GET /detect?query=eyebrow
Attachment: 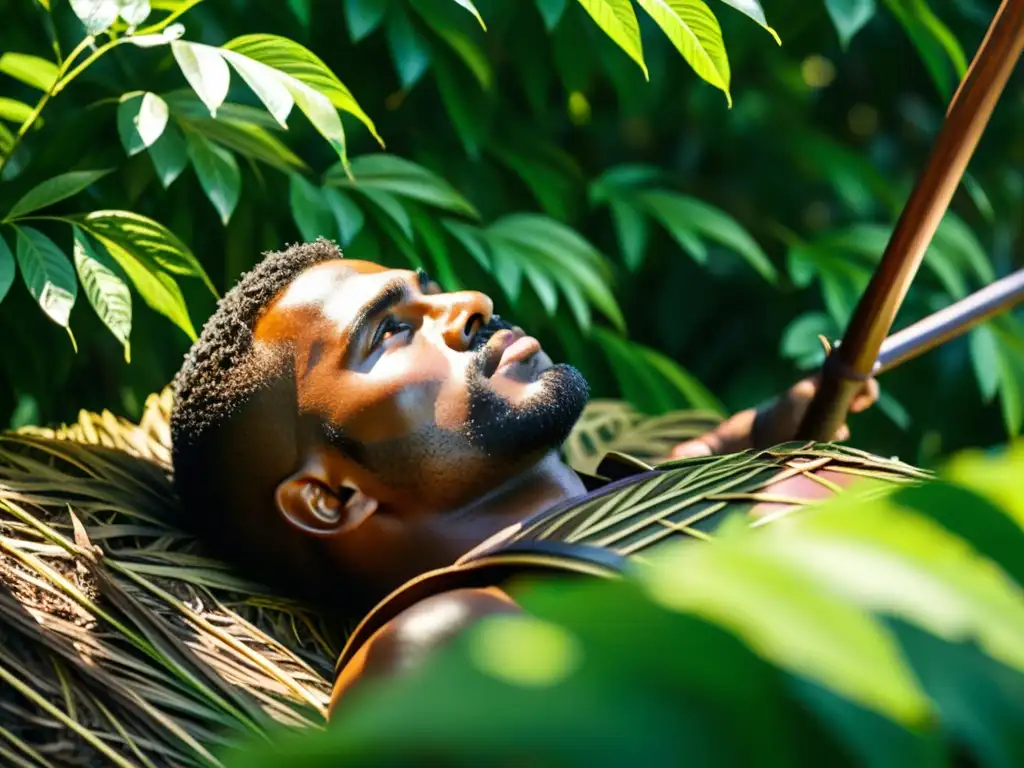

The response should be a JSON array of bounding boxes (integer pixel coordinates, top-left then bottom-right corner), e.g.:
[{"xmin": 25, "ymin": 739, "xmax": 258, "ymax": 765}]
[{"xmin": 343, "ymin": 278, "xmax": 411, "ymax": 359}]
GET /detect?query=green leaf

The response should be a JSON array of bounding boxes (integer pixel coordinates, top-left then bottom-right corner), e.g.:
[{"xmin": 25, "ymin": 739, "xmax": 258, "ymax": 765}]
[
  {"xmin": 288, "ymin": 80, "xmax": 350, "ymax": 167},
  {"xmin": 970, "ymin": 324, "xmax": 1000, "ymax": 402},
  {"xmin": 162, "ymin": 89, "xmax": 283, "ymax": 128},
  {"xmin": 326, "ymin": 154, "xmax": 479, "ymax": 218},
  {"xmin": 324, "ymin": 188, "xmax": 365, "ymax": 246},
  {"xmin": 223, "ymin": 34, "xmax": 382, "ymax": 146},
  {"xmin": 608, "ymin": 199, "xmax": 649, "ymax": 271},
  {"xmin": 185, "ymin": 132, "xmax": 241, "ymax": 225},
  {"xmin": 443, "ymin": 220, "xmax": 491, "ymax": 271},
  {"xmin": 176, "ymin": 116, "xmax": 307, "ymax": 174},
  {"xmin": 117, "ymin": 92, "xmax": 169, "ymax": 157},
  {"xmin": 69, "ymin": 0, "xmax": 119, "ymax": 34},
  {"xmin": 781, "ymin": 312, "xmax": 838, "ymax": 370},
  {"xmin": 575, "ymin": 0, "xmax": 648, "ymax": 79},
  {"xmin": 450, "ymin": 0, "xmax": 487, "ymax": 29},
  {"xmin": 635, "ymin": 0, "xmax": 730, "ymax": 106},
  {"xmin": 72, "ymin": 227, "xmax": 132, "ymax": 361},
  {"xmin": 147, "ymin": 121, "xmax": 189, "ymax": 189},
  {"xmin": 412, "ymin": 1, "xmax": 493, "ymax": 89},
  {"xmin": 14, "ymin": 226, "xmax": 77, "ymax": 328},
  {"xmin": 387, "ymin": 5, "xmax": 432, "ymax": 88},
  {"xmin": 357, "ymin": 188, "xmax": 414, "ymax": 241},
  {"xmin": 6, "ymin": 169, "xmax": 111, "ymax": 221},
  {"xmin": 640, "ymin": 191, "xmax": 776, "ymax": 283},
  {"xmin": 0, "ymin": 53, "xmax": 59, "ymax": 92},
  {"xmin": 932, "ymin": 213, "xmax": 995, "ymax": 285},
  {"xmin": 76, "ymin": 210, "xmax": 215, "ymax": 294},
  {"xmin": 715, "ymin": 0, "xmax": 780, "ymax": 44},
  {"xmin": 637, "ymin": 341, "xmax": 728, "ymax": 413},
  {"xmin": 825, "ymin": 0, "xmax": 877, "ymax": 48},
  {"xmin": 880, "ymin": 0, "xmax": 966, "ymax": 99},
  {"xmin": 219, "ymin": 52, "xmax": 294, "ymax": 128},
  {"xmin": 345, "ymin": 0, "xmax": 391, "ymax": 41},
  {"xmin": 171, "ymin": 41, "xmax": 230, "ymax": 117},
  {"xmin": 536, "ymin": 0, "xmax": 569, "ymax": 29},
  {"xmin": 288, "ymin": 175, "xmax": 336, "ymax": 243},
  {"xmin": 992, "ymin": 326, "xmax": 1024, "ymax": 436},
  {"xmin": 0, "ymin": 97, "xmax": 34, "ymax": 124},
  {"xmin": 119, "ymin": 0, "xmax": 152, "ymax": 26},
  {"xmin": 0, "ymin": 231, "xmax": 14, "ymax": 304},
  {"xmin": 522, "ymin": 261, "xmax": 559, "ymax": 315}
]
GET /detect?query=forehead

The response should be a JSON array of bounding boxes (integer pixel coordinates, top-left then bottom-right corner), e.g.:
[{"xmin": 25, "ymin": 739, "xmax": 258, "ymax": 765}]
[{"xmin": 274, "ymin": 259, "xmax": 407, "ymax": 318}]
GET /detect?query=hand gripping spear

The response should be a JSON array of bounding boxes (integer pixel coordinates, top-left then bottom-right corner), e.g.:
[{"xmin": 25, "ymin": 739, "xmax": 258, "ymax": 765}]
[{"xmin": 796, "ymin": 0, "xmax": 1024, "ymax": 442}]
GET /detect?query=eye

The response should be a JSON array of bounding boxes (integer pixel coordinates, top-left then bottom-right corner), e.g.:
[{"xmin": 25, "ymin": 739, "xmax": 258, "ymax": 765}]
[{"xmin": 372, "ymin": 315, "xmax": 412, "ymax": 350}]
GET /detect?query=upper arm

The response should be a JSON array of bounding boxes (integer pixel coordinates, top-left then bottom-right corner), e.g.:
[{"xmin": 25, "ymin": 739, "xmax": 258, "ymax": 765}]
[{"xmin": 328, "ymin": 586, "xmax": 521, "ymax": 718}]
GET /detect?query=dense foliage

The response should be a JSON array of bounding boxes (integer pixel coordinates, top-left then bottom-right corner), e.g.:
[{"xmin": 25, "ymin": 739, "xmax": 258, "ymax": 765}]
[{"xmin": 1, "ymin": 0, "xmax": 1021, "ymax": 468}]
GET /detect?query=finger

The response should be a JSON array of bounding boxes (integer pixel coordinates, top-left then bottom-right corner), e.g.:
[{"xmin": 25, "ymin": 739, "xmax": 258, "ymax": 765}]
[
  {"xmin": 833, "ymin": 424, "xmax": 851, "ymax": 442},
  {"xmin": 850, "ymin": 378, "xmax": 880, "ymax": 413},
  {"xmin": 669, "ymin": 439, "xmax": 714, "ymax": 459}
]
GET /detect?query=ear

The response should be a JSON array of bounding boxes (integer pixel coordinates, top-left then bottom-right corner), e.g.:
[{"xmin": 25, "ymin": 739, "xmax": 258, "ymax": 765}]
[{"xmin": 275, "ymin": 460, "xmax": 379, "ymax": 538}]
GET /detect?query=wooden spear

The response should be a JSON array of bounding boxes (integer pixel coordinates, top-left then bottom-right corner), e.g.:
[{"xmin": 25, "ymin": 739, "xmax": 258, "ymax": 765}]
[{"xmin": 795, "ymin": 0, "xmax": 1024, "ymax": 441}]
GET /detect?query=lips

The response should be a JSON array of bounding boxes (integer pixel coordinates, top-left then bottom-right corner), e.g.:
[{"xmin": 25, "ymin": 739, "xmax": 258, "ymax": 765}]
[{"xmin": 480, "ymin": 328, "xmax": 540, "ymax": 377}]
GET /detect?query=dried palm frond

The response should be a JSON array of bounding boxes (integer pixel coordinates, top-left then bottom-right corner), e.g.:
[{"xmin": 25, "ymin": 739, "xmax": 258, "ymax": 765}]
[{"xmin": 2, "ymin": 389, "xmax": 339, "ymax": 767}]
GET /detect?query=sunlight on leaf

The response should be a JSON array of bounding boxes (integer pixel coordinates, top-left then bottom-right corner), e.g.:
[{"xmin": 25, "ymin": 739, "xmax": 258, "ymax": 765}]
[
  {"xmin": 469, "ymin": 615, "xmax": 581, "ymax": 688},
  {"xmin": 117, "ymin": 92, "xmax": 169, "ymax": 156},
  {"xmin": 14, "ymin": 226, "xmax": 77, "ymax": 329},
  {"xmin": 826, "ymin": 0, "xmax": 877, "ymax": 48},
  {"xmin": 715, "ymin": 0, "xmax": 780, "ymax": 44},
  {"xmin": 171, "ymin": 41, "xmax": 230, "ymax": 117},
  {"xmin": 0, "ymin": 53, "xmax": 59, "ymax": 92},
  {"xmin": 450, "ymin": 0, "xmax": 487, "ymax": 30},
  {"xmin": 73, "ymin": 227, "xmax": 132, "ymax": 362},
  {"xmin": 635, "ymin": 0, "xmax": 731, "ymax": 106},
  {"xmin": 220, "ymin": 52, "xmax": 295, "ymax": 128},
  {"xmin": 69, "ymin": 0, "xmax": 119, "ymax": 35},
  {"xmin": 0, "ymin": 97, "xmax": 35, "ymax": 125},
  {"xmin": 576, "ymin": 0, "xmax": 648, "ymax": 79}
]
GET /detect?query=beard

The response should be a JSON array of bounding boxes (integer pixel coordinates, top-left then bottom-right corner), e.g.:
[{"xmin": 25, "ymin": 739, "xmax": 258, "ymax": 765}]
[{"xmin": 461, "ymin": 315, "xmax": 590, "ymax": 461}]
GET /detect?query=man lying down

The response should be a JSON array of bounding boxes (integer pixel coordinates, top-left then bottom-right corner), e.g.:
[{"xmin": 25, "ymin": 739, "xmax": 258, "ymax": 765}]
[{"xmin": 169, "ymin": 239, "xmax": 887, "ymax": 717}]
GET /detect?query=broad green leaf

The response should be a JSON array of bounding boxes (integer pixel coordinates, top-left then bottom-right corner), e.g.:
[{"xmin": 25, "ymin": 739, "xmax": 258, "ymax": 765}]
[
  {"xmin": 536, "ymin": 0, "xmax": 569, "ymax": 29},
  {"xmin": 450, "ymin": 0, "xmax": 487, "ymax": 29},
  {"xmin": 645, "ymin": 536, "xmax": 933, "ymax": 727},
  {"xmin": 287, "ymin": 79, "xmax": 349, "ymax": 166},
  {"xmin": 219, "ymin": 51, "xmax": 294, "ymax": 128},
  {"xmin": 326, "ymin": 154, "xmax": 479, "ymax": 218},
  {"xmin": 223, "ymin": 34, "xmax": 382, "ymax": 146},
  {"xmin": 715, "ymin": 0, "xmax": 780, "ymax": 44},
  {"xmin": 0, "ymin": 231, "xmax": 14, "ymax": 304},
  {"xmin": 431, "ymin": 43, "xmax": 491, "ymax": 157},
  {"xmin": 177, "ymin": 116, "xmax": 306, "ymax": 174},
  {"xmin": 69, "ymin": 0, "xmax": 118, "ymax": 34},
  {"xmin": 933, "ymin": 213, "xmax": 995, "ymax": 285},
  {"xmin": 91, "ymin": 233, "xmax": 196, "ymax": 340},
  {"xmin": 72, "ymin": 227, "xmax": 132, "ymax": 361},
  {"xmin": 635, "ymin": 0, "xmax": 730, "ymax": 105},
  {"xmin": 608, "ymin": 199, "xmax": 649, "ymax": 271},
  {"xmin": 781, "ymin": 312, "xmax": 838, "ymax": 370},
  {"xmin": 171, "ymin": 41, "xmax": 230, "ymax": 117},
  {"xmin": 147, "ymin": 121, "xmax": 189, "ymax": 188},
  {"xmin": 356, "ymin": 188, "xmax": 414, "ymax": 241},
  {"xmin": 640, "ymin": 191, "xmax": 776, "ymax": 283},
  {"xmin": 0, "ymin": 97, "xmax": 34, "ymax": 124},
  {"xmin": 117, "ymin": 92, "xmax": 169, "ymax": 156},
  {"xmin": 638, "ymin": 342, "xmax": 727, "ymax": 414},
  {"xmin": 443, "ymin": 220, "xmax": 491, "ymax": 271},
  {"xmin": 76, "ymin": 210, "xmax": 215, "ymax": 295},
  {"xmin": 14, "ymin": 226, "xmax": 77, "ymax": 328},
  {"xmin": 324, "ymin": 188, "xmax": 365, "ymax": 246},
  {"xmin": 0, "ymin": 53, "xmax": 59, "ymax": 92},
  {"xmin": 345, "ymin": 0, "xmax": 390, "ymax": 41},
  {"xmin": 412, "ymin": 2, "xmax": 493, "ymax": 89},
  {"xmin": 881, "ymin": 0, "xmax": 966, "ymax": 99},
  {"xmin": 575, "ymin": 0, "xmax": 648, "ymax": 79},
  {"xmin": 826, "ymin": 0, "xmax": 877, "ymax": 48},
  {"xmin": 162, "ymin": 89, "xmax": 283, "ymax": 128},
  {"xmin": 185, "ymin": 133, "xmax": 241, "ymax": 225},
  {"xmin": 487, "ymin": 239, "xmax": 524, "ymax": 302},
  {"xmin": 6, "ymin": 169, "xmax": 111, "ymax": 221},
  {"xmin": 522, "ymin": 261, "xmax": 559, "ymax": 315},
  {"xmin": 288, "ymin": 175, "xmax": 336, "ymax": 242},
  {"xmin": 387, "ymin": 6, "xmax": 432, "ymax": 88},
  {"xmin": 589, "ymin": 164, "xmax": 663, "ymax": 203},
  {"xmin": 970, "ymin": 324, "xmax": 1000, "ymax": 402}
]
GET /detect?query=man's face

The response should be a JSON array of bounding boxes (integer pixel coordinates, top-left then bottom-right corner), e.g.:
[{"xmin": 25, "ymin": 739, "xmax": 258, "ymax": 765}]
[{"xmin": 253, "ymin": 259, "xmax": 589, "ymax": 512}]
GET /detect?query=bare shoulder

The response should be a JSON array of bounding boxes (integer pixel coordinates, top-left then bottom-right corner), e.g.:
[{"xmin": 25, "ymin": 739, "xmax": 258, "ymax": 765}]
[{"xmin": 329, "ymin": 587, "xmax": 521, "ymax": 716}]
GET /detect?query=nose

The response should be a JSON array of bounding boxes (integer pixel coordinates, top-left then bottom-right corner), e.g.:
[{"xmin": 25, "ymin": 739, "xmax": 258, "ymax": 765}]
[{"xmin": 428, "ymin": 290, "xmax": 493, "ymax": 351}]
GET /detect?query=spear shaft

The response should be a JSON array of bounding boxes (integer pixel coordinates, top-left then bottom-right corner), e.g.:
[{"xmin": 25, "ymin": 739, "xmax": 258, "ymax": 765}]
[{"xmin": 796, "ymin": 0, "xmax": 1024, "ymax": 441}]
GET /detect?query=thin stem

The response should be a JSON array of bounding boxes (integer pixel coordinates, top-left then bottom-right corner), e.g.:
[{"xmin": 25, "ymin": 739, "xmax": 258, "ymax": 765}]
[{"xmin": 53, "ymin": 39, "xmax": 125, "ymax": 95}]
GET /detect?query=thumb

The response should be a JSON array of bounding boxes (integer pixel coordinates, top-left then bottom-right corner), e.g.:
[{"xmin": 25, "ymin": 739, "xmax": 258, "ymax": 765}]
[{"xmin": 668, "ymin": 439, "xmax": 714, "ymax": 459}]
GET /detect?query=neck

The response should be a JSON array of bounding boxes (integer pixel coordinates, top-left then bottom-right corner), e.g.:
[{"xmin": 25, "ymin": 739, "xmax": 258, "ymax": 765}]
[{"xmin": 425, "ymin": 451, "xmax": 587, "ymax": 564}]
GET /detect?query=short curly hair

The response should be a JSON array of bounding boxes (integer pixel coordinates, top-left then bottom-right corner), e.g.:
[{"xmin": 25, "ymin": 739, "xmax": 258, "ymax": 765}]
[{"xmin": 170, "ymin": 238, "xmax": 341, "ymax": 593}]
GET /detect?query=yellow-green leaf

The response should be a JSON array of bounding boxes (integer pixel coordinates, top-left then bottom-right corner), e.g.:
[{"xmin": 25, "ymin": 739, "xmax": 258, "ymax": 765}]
[
  {"xmin": 635, "ymin": 0, "xmax": 731, "ymax": 106},
  {"xmin": 219, "ymin": 51, "xmax": 295, "ymax": 128},
  {"xmin": 14, "ymin": 226, "xmax": 77, "ymax": 328},
  {"xmin": 0, "ymin": 53, "xmax": 59, "ymax": 92},
  {"xmin": 715, "ymin": 0, "xmax": 780, "ymax": 44},
  {"xmin": 72, "ymin": 226, "xmax": 132, "ymax": 362},
  {"xmin": 575, "ymin": 0, "xmax": 648, "ymax": 79},
  {"xmin": 222, "ymin": 34, "xmax": 382, "ymax": 146},
  {"xmin": 6, "ymin": 169, "xmax": 112, "ymax": 221},
  {"xmin": 0, "ymin": 97, "xmax": 34, "ymax": 124},
  {"xmin": 450, "ymin": 0, "xmax": 487, "ymax": 30}
]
